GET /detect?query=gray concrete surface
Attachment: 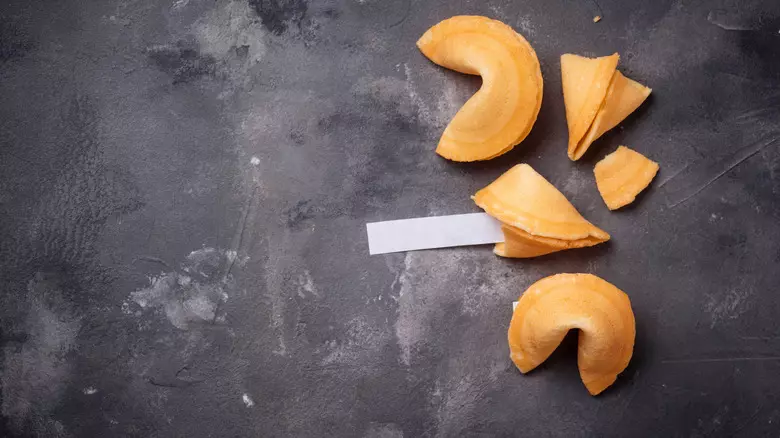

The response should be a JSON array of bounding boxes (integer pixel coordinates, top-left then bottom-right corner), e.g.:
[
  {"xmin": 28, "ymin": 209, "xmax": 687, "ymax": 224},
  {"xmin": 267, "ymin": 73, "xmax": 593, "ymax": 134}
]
[{"xmin": 1, "ymin": 0, "xmax": 780, "ymax": 436}]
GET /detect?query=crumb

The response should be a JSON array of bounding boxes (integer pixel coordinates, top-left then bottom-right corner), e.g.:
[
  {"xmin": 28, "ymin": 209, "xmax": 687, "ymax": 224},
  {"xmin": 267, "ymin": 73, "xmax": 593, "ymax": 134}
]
[{"xmin": 593, "ymin": 16, "xmax": 602, "ymax": 23}]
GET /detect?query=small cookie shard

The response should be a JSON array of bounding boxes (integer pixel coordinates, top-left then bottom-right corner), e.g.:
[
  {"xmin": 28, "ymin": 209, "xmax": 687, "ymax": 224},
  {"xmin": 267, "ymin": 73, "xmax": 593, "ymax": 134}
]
[
  {"xmin": 473, "ymin": 164, "xmax": 609, "ymax": 240},
  {"xmin": 562, "ymin": 54, "xmax": 651, "ymax": 160},
  {"xmin": 417, "ymin": 16, "xmax": 544, "ymax": 162},
  {"xmin": 561, "ymin": 53, "xmax": 619, "ymax": 159},
  {"xmin": 508, "ymin": 273, "xmax": 636, "ymax": 395},
  {"xmin": 594, "ymin": 146, "xmax": 659, "ymax": 210}
]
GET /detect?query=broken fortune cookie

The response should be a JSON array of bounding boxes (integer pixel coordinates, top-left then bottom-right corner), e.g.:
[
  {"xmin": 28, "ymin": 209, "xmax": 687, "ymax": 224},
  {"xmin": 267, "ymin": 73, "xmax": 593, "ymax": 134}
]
[
  {"xmin": 508, "ymin": 273, "xmax": 636, "ymax": 395},
  {"xmin": 561, "ymin": 53, "xmax": 651, "ymax": 160},
  {"xmin": 472, "ymin": 164, "xmax": 609, "ymax": 258}
]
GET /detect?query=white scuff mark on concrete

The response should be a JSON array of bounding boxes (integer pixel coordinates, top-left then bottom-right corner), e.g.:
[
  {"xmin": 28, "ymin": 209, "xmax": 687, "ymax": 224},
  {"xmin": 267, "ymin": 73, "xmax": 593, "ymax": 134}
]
[
  {"xmin": 130, "ymin": 273, "xmax": 222, "ymax": 329},
  {"xmin": 225, "ymin": 249, "xmax": 237, "ymax": 262},
  {"xmin": 403, "ymin": 64, "xmax": 434, "ymax": 126},
  {"xmin": 83, "ymin": 387, "xmax": 98, "ymax": 395},
  {"xmin": 242, "ymin": 393, "xmax": 255, "ymax": 407},
  {"xmin": 514, "ymin": 15, "xmax": 535, "ymax": 36},
  {"xmin": 128, "ymin": 247, "xmax": 238, "ymax": 329},
  {"xmin": 705, "ymin": 288, "xmax": 752, "ymax": 328},
  {"xmin": 183, "ymin": 247, "xmax": 221, "ymax": 277},
  {"xmin": 193, "ymin": 0, "xmax": 267, "ymax": 64},
  {"xmin": 264, "ymin": 249, "xmax": 289, "ymax": 357},
  {"xmin": 171, "ymin": 0, "xmax": 189, "ymax": 10},
  {"xmin": 296, "ymin": 270, "xmax": 319, "ymax": 298},
  {"xmin": 384, "ymin": 253, "xmax": 406, "ymax": 296},
  {"xmin": 270, "ymin": 308, "xmax": 287, "ymax": 356}
]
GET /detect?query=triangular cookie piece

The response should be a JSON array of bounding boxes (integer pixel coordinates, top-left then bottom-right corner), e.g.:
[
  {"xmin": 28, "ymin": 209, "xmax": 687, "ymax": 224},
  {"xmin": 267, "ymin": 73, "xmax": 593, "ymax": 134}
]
[
  {"xmin": 561, "ymin": 53, "xmax": 619, "ymax": 160},
  {"xmin": 572, "ymin": 72, "xmax": 651, "ymax": 160},
  {"xmin": 472, "ymin": 164, "xmax": 610, "ymax": 241}
]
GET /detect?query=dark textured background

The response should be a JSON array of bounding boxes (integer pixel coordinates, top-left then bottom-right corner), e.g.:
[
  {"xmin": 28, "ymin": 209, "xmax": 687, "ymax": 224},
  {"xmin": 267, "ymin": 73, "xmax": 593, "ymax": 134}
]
[{"xmin": 1, "ymin": 0, "xmax": 780, "ymax": 436}]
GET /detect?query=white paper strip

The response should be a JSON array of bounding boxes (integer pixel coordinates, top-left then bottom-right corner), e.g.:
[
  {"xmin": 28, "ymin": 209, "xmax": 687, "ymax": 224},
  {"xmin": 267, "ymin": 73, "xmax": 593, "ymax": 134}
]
[
  {"xmin": 366, "ymin": 213, "xmax": 504, "ymax": 255},
  {"xmin": 513, "ymin": 301, "xmax": 518, "ymax": 310}
]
